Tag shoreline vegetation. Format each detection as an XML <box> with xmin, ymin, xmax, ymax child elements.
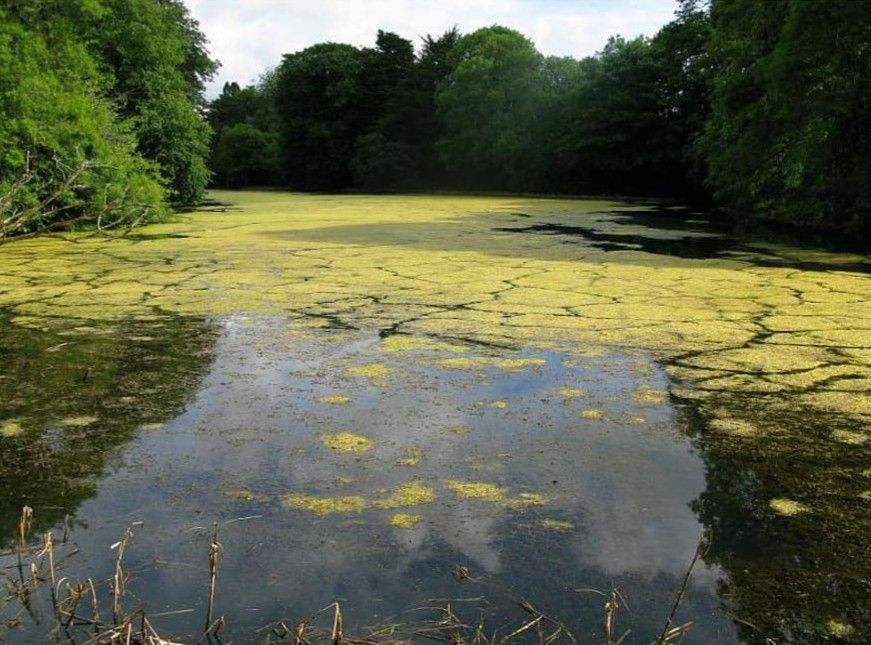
<box><xmin>1</xmin><ymin>505</ymin><xmax>710</xmax><ymax>644</ymax></box>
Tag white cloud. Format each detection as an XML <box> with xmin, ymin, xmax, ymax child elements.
<box><xmin>184</xmin><ymin>0</ymin><xmax>678</xmax><ymax>97</ymax></box>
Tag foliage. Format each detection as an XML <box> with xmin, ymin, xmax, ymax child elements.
<box><xmin>350</xmin><ymin>132</ymin><xmax>419</xmax><ymax>192</ymax></box>
<box><xmin>96</xmin><ymin>0</ymin><xmax>217</xmax><ymax>204</ymax></box>
<box><xmin>211</xmin><ymin>123</ymin><xmax>279</xmax><ymax>188</ymax></box>
<box><xmin>699</xmin><ymin>0</ymin><xmax>870</xmax><ymax>232</ymax></box>
<box><xmin>0</xmin><ymin>0</ymin><xmax>215</xmax><ymax>239</ymax></box>
<box><xmin>436</xmin><ymin>27</ymin><xmax>545</xmax><ymax>190</ymax></box>
<box><xmin>0</xmin><ymin>4</ymin><xmax>165</xmax><ymax>238</ymax></box>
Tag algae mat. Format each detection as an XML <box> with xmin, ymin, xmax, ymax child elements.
<box><xmin>0</xmin><ymin>191</ymin><xmax>869</xmax><ymax>641</ymax></box>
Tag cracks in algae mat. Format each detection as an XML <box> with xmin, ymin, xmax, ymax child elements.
<box><xmin>0</xmin><ymin>191</ymin><xmax>869</xmax><ymax>642</ymax></box>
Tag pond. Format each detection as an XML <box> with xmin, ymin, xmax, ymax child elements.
<box><xmin>0</xmin><ymin>192</ymin><xmax>868</xmax><ymax>642</ymax></box>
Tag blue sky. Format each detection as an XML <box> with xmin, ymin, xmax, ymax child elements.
<box><xmin>184</xmin><ymin>0</ymin><xmax>679</xmax><ymax>98</ymax></box>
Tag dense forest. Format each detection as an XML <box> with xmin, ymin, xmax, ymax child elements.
<box><xmin>1</xmin><ymin>0</ymin><xmax>868</xmax><ymax>237</ymax></box>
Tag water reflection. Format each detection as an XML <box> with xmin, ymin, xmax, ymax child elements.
<box><xmin>1</xmin><ymin>316</ymin><xmax>735</xmax><ymax>642</ymax></box>
<box><xmin>0</xmin><ymin>313</ymin><xmax>217</xmax><ymax>543</ymax></box>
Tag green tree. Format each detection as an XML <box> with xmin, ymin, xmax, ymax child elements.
<box><xmin>436</xmin><ymin>26</ymin><xmax>545</xmax><ymax>190</ymax></box>
<box><xmin>211</xmin><ymin>123</ymin><xmax>279</xmax><ymax>188</ymax></box>
<box><xmin>699</xmin><ymin>0</ymin><xmax>870</xmax><ymax>233</ymax></box>
<box><xmin>0</xmin><ymin>3</ymin><xmax>165</xmax><ymax>239</ymax></box>
<box><xmin>350</xmin><ymin>132</ymin><xmax>419</xmax><ymax>192</ymax></box>
<box><xmin>275</xmin><ymin>43</ymin><xmax>370</xmax><ymax>190</ymax></box>
<box><xmin>96</xmin><ymin>0</ymin><xmax>217</xmax><ymax>204</ymax></box>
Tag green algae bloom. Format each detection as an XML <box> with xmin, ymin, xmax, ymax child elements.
<box><xmin>322</xmin><ymin>432</ymin><xmax>374</xmax><ymax>453</ymax></box>
<box><xmin>317</xmin><ymin>394</ymin><xmax>353</xmax><ymax>405</ymax></box>
<box><xmin>374</xmin><ymin>481</ymin><xmax>437</xmax><ymax>509</ymax></box>
<box><xmin>59</xmin><ymin>415</ymin><xmax>98</xmax><ymax>427</ymax></box>
<box><xmin>538</xmin><ymin>519</ymin><xmax>574</xmax><ymax>531</ymax></box>
<box><xmin>1</xmin><ymin>420</ymin><xmax>23</xmax><ymax>437</ymax></box>
<box><xmin>345</xmin><ymin>362</ymin><xmax>394</xmax><ymax>385</ymax></box>
<box><xmin>580</xmin><ymin>409</ymin><xmax>605</xmax><ymax>420</ymax></box>
<box><xmin>224</xmin><ymin>489</ymin><xmax>269</xmax><ymax>502</ymax></box>
<box><xmin>389</xmin><ymin>513</ymin><xmax>423</xmax><ymax>529</ymax></box>
<box><xmin>445</xmin><ymin>480</ymin><xmax>507</xmax><ymax>503</ymax></box>
<box><xmin>770</xmin><ymin>498</ymin><xmax>810</xmax><ymax>516</ymax></box>
<box><xmin>396</xmin><ymin>446</ymin><xmax>424</xmax><ymax>466</ymax></box>
<box><xmin>282</xmin><ymin>494</ymin><xmax>367</xmax><ymax>515</ymax></box>
<box><xmin>832</xmin><ymin>429</ymin><xmax>866</xmax><ymax>445</ymax></box>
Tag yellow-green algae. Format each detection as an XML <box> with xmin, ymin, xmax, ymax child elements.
<box><xmin>831</xmin><ymin>429</ymin><xmax>866</xmax><ymax>445</ymax></box>
<box><xmin>438</xmin><ymin>356</ymin><xmax>546</xmax><ymax>371</ymax></box>
<box><xmin>1</xmin><ymin>420</ymin><xmax>23</xmax><ymax>437</ymax></box>
<box><xmin>555</xmin><ymin>387</ymin><xmax>586</xmax><ymax>398</ymax></box>
<box><xmin>770</xmin><ymin>498</ymin><xmax>810</xmax><ymax>516</ymax></box>
<box><xmin>374</xmin><ymin>480</ymin><xmax>437</xmax><ymax>509</ymax></box>
<box><xmin>396</xmin><ymin>446</ymin><xmax>424</xmax><ymax>466</ymax></box>
<box><xmin>389</xmin><ymin>513</ymin><xmax>423</xmax><ymax>529</ymax></box>
<box><xmin>59</xmin><ymin>415</ymin><xmax>99</xmax><ymax>427</ymax></box>
<box><xmin>538</xmin><ymin>519</ymin><xmax>574</xmax><ymax>531</ymax></box>
<box><xmin>825</xmin><ymin>620</ymin><xmax>855</xmax><ymax>638</ymax></box>
<box><xmin>317</xmin><ymin>394</ymin><xmax>352</xmax><ymax>405</ymax></box>
<box><xmin>580</xmin><ymin>409</ymin><xmax>605</xmax><ymax>419</ymax></box>
<box><xmin>322</xmin><ymin>432</ymin><xmax>374</xmax><ymax>453</ymax></box>
<box><xmin>379</xmin><ymin>335</ymin><xmax>466</xmax><ymax>353</ymax></box>
<box><xmin>224</xmin><ymin>489</ymin><xmax>269</xmax><ymax>502</ymax></box>
<box><xmin>282</xmin><ymin>494</ymin><xmax>367</xmax><ymax>515</ymax></box>
<box><xmin>3</xmin><ymin>188</ymin><xmax>863</xmax><ymax>430</ymax></box>
<box><xmin>446</xmin><ymin>480</ymin><xmax>507</xmax><ymax>503</ymax></box>
<box><xmin>490</xmin><ymin>400</ymin><xmax>508</xmax><ymax>409</ymax></box>
<box><xmin>345</xmin><ymin>362</ymin><xmax>393</xmax><ymax>385</ymax></box>
<box><xmin>445</xmin><ymin>480</ymin><xmax>546</xmax><ymax>508</ymax></box>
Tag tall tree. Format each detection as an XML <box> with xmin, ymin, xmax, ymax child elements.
<box><xmin>274</xmin><ymin>43</ymin><xmax>370</xmax><ymax>191</ymax></box>
<box><xmin>97</xmin><ymin>0</ymin><xmax>217</xmax><ymax>204</ymax></box>
<box><xmin>0</xmin><ymin>1</ymin><xmax>165</xmax><ymax>238</ymax></box>
<box><xmin>699</xmin><ymin>0</ymin><xmax>870</xmax><ymax>233</ymax></box>
<box><xmin>435</xmin><ymin>26</ymin><xmax>545</xmax><ymax>190</ymax></box>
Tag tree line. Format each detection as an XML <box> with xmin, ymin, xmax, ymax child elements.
<box><xmin>209</xmin><ymin>0</ymin><xmax>869</xmax><ymax>235</ymax></box>
<box><xmin>0</xmin><ymin>1</ymin><xmax>867</xmax><ymax>238</ymax></box>
<box><xmin>0</xmin><ymin>0</ymin><xmax>215</xmax><ymax>238</ymax></box>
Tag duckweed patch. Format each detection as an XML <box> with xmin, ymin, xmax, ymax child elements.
<box><xmin>374</xmin><ymin>481</ymin><xmax>437</xmax><ymax>509</ymax></box>
<box><xmin>770</xmin><ymin>498</ymin><xmax>809</xmax><ymax>516</ymax></box>
<box><xmin>322</xmin><ymin>432</ymin><xmax>374</xmax><ymax>453</ymax></box>
<box><xmin>538</xmin><ymin>519</ymin><xmax>574</xmax><ymax>531</ymax></box>
<box><xmin>317</xmin><ymin>394</ymin><xmax>352</xmax><ymax>405</ymax></box>
<box><xmin>282</xmin><ymin>494</ymin><xmax>367</xmax><ymax>515</ymax></box>
<box><xmin>389</xmin><ymin>513</ymin><xmax>422</xmax><ymax>529</ymax></box>
<box><xmin>0</xmin><ymin>420</ymin><xmax>23</xmax><ymax>437</ymax></box>
<box><xmin>59</xmin><ymin>416</ymin><xmax>98</xmax><ymax>427</ymax></box>
<box><xmin>346</xmin><ymin>363</ymin><xmax>394</xmax><ymax>385</ymax></box>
